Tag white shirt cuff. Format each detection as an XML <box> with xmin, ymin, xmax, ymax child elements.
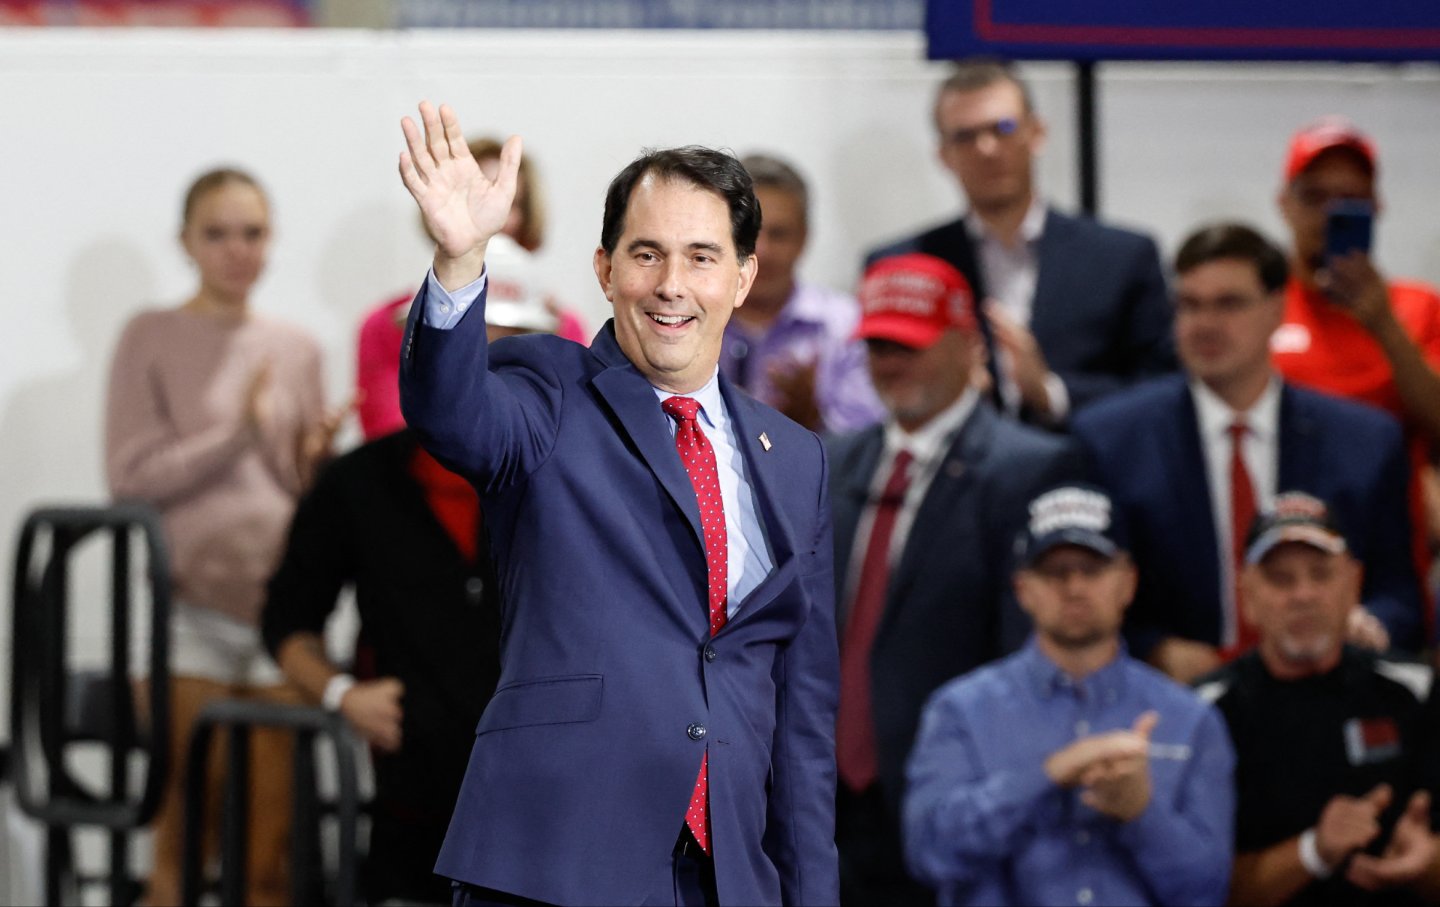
<box><xmin>421</xmin><ymin>267</ymin><xmax>487</xmax><ymax>330</ymax></box>
<box><xmin>322</xmin><ymin>673</ymin><xmax>357</xmax><ymax>712</ymax></box>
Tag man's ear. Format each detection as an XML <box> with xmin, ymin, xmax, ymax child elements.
<box><xmin>733</xmin><ymin>254</ymin><xmax>758</xmax><ymax>310</ymax></box>
<box><xmin>593</xmin><ymin>246</ymin><xmax>614</xmax><ymax>302</ymax></box>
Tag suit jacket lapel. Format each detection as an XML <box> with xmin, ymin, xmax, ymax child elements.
<box><xmin>1276</xmin><ymin>383</ymin><xmax>1314</xmax><ymax>490</ymax></box>
<box><xmin>831</xmin><ymin>428</ymin><xmax>885</xmax><ymax>628</ymax></box>
<box><xmin>1029</xmin><ymin>208</ymin><xmax>1067</xmax><ymax>344</ymax></box>
<box><xmin>1169</xmin><ymin>383</ymin><xmax>1222</xmax><ymax>604</ymax></box>
<box><xmin>888</xmin><ymin>404</ymin><xmax>989</xmax><ymax>612</ymax></box>
<box><xmin>587</xmin><ymin>325</ymin><xmax>705</xmax><ymax>554</ymax></box>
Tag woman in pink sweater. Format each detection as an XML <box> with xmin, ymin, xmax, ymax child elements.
<box><xmin>105</xmin><ymin>168</ymin><xmax>330</xmax><ymax>906</ymax></box>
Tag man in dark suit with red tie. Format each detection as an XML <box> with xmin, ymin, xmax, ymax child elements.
<box><xmin>1073</xmin><ymin>223</ymin><xmax>1420</xmax><ymax>685</ymax></box>
<box><xmin>826</xmin><ymin>253</ymin><xmax>1086</xmax><ymax>903</ymax></box>
<box><xmin>395</xmin><ymin>102</ymin><xmax>838</xmax><ymax>906</ymax></box>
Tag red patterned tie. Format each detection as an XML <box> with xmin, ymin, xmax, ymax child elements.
<box><xmin>662</xmin><ymin>395</ymin><xmax>728</xmax><ymax>853</ymax></box>
<box><xmin>1223</xmin><ymin>421</ymin><xmax>1260</xmax><ymax>659</ymax></box>
<box><xmin>836</xmin><ymin>449</ymin><xmax>913</xmax><ymax>792</ymax></box>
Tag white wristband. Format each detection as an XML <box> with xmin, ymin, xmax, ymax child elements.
<box><xmin>1298</xmin><ymin>828</ymin><xmax>1334</xmax><ymax>879</ymax></box>
<box><xmin>322</xmin><ymin>673</ymin><xmax>357</xmax><ymax>713</ymax></box>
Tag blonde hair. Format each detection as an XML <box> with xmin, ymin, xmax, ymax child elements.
<box><xmin>181</xmin><ymin>167</ymin><xmax>267</xmax><ymax>228</ymax></box>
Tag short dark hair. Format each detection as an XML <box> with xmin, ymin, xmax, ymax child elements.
<box><xmin>740</xmin><ymin>153</ymin><xmax>809</xmax><ymax>226</ymax></box>
<box><xmin>600</xmin><ymin>146</ymin><xmax>761</xmax><ymax>259</ymax></box>
<box><xmin>1175</xmin><ymin>223</ymin><xmax>1290</xmax><ymax>294</ymax></box>
<box><xmin>935</xmin><ymin>57</ymin><xmax>1035</xmax><ymax>129</ymax></box>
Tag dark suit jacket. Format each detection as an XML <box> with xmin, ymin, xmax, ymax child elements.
<box><xmin>1073</xmin><ymin>375</ymin><xmax>1422</xmax><ymax>656</ymax></box>
<box><xmin>400</xmin><ymin>282</ymin><xmax>839</xmax><ymax>906</ymax></box>
<box><xmin>867</xmin><ymin>207</ymin><xmax>1175</xmax><ymax>419</ymax></box>
<box><xmin>827</xmin><ymin>402</ymin><xmax>1086</xmax><ymax>803</ymax></box>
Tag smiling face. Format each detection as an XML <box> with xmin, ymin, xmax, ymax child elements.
<box><xmin>181</xmin><ymin>180</ymin><xmax>271</xmax><ymax>306</ymax></box>
<box><xmin>594</xmin><ymin>174</ymin><xmax>757</xmax><ymax>393</ymax></box>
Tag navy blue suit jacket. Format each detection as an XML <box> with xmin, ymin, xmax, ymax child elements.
<box><xmin>827</xmin><ymin>403</ymin><xmax>1086</xmax><ymax>802</ymax></box>
<box><xmin>400</xmin><ymin>283</ymin><xmax>840</xmax><ymax>906</ymax></box>
<box><xmin>867</xmin><ymin>208</ymin><xmax>1176</xmax><ymax>419</ymax></box>
<box><xmin>1072</xmin><ymin>375</ymin><xmax>1422</xmax><ymax>656</ymax></box>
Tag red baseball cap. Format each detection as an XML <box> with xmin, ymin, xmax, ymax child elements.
<box><xmin>854</xmin><ymin>253</ymin><xmax>976</xmax><ymax>349</ymax></box>
<box><xmin>1284</xmin><ymin>116</ymin><xmax>1377</xmax><ymax>183</ymax></box>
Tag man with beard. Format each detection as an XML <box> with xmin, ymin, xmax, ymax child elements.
<box><xmin>827</xmin><ymin>253</ymin><xmax>1085</xmax><ymax>903</ymax></box>
<box><xmin>905</xmin><ymin>484</ymin><xmax>1234</xmax><ymax>906</ymax></box>
<box><xmin>1197</xmin><ymin>492</ymin><xmax>1440</xmax><ymax>906</ymax></box>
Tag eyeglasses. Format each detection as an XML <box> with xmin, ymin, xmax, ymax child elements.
<box><xmin>942</xmin><ymin>117</ymin><xmax>1022</xmax><ymax>149</ymax></box>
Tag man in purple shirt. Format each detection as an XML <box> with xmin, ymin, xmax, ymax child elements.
<box><xmin>905</xmin><ymin>484</ymin><xmax>1235</xmax><ymax>906</ymax></box>
<box><xmin>722</xmin><ymin>153</ymin><xmax>883</xmax><ymax>432</ymax></box>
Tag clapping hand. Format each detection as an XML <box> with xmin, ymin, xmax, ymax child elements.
<box><xmin>399</xmin><ymin>101</ymin><xmax>522</xmax><ymax>289</ymax></box>
<box><xmin>1347</xmin><ymin>790</ymin><xmax>1439</xmax><ymax>892</ymax></box>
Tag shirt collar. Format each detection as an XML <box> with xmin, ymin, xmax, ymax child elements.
<box><xmin>652</xmin><ymin>368</ymin><xmax>726</xmax><ymax>433</ymax></box>
<box><xmin>964</xmin><ymin>196</ymin><xmax>1048</xmax><ymax>248</ymax></box>
<box><xmin>1190</xmin><ymin>375</ymin><xmax>1282</xmax><ymax>443</ymax></box>
<box><xmin>1020</xmin><ymin>636</ymin><xmax>1131</xmax><ymax>702</ymax></box>
<box><xmin>882</xmin><ymin>387</ymin><xmax>979</xmax><ymax>466</ymax></box>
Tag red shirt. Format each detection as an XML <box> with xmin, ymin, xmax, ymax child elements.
<box><xmin>1273</xmin><ymin>277</ymin><xmax>1440</xmax><ymax>634</ymax></box>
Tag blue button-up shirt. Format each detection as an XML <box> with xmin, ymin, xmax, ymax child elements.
<box><xmin>904</xmin><ymin>639</ymin><xmax>1235</xmax><ymax>906</ymax></box>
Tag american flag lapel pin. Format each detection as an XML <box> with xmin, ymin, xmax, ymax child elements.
<box><xmin>759</xmin><ymin>432</ymin><xmax>772</xmax><ymax>451</ymax></box>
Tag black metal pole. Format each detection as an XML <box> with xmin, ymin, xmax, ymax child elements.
<box><xmin>1076</xmin><ymin>60</ymin><xmax>1099</xmax><ymax>216</ymax></box>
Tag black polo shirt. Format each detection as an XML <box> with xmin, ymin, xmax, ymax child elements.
<box><xmin>1197</xmin><ymin>646</ymin><xmax>1440</xmax><ymax>907</ymax></box>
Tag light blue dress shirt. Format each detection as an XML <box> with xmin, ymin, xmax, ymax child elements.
<box><xmin>904</xmin><ymin>639</ymin><xmax>1236</xmax><ymax>907</ymax></box>
<box><xmin>420</xmin><ymin>268</ymin><xmax>773</xmax><ymax>615</ymax></box>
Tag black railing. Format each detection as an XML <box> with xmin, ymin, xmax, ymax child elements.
<box><xmin>9</xmin><ymin>504</ymin><xmax>171</xmax><ymax>906</ymax></box>
<box><xmin>179</xmin><ymin>700</ymin><xmax>361</xmax><ymax>907</ymax></box>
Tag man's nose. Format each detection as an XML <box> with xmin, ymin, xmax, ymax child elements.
<box><xmin>654</xmin><ymin>258</ymin><xmax>685</xmax><ymax>299</ymax></box>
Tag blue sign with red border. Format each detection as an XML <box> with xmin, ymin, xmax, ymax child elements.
<box><xmin>926</xmin><ymin>0</ymin><xmax>1440</xmax><ymax>61</ymax></box>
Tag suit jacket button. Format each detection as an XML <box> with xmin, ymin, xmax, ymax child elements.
<box><xmin>703</xmin><ymin>645</ymin><xmax>717</xmax><ymax>663</ymax></box>
<box><xmin>687</xmin><ymin>723</ymin><xmax>707</xmax><ymax>741</ymax></box>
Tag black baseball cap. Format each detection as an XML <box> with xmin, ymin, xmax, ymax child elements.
<box><xmin>1244</xmin><ymin>491</ymin><xmax>1348</xmax><ymax>565</ymax></box>
<box><xmin>1015</xmin><ymin>484</ymin><xmax>1128</xmax><ymax>568</ymax></box>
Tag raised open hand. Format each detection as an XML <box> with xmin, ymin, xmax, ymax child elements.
<box><xmin>398</xmin><ymin>101</ymin><xmax>521</xmax><ymax>287</ymax></box>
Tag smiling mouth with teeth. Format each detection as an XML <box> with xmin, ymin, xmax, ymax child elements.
<box><xmin>649</xmin><ymin>313</ymin><xmax>694</xmax><ymax>326</ymax></box>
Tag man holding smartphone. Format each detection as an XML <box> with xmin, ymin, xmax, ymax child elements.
<box><xmin>1273</xmin><ymin>116</ymin><xmax>1440</xmax><ymax>634</ymax></box>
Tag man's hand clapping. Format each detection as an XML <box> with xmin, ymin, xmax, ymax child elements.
<box><xmin>1045</xmin><ymin>711</ymin><xmax>1159</xmax><ymax>823</ymax></box>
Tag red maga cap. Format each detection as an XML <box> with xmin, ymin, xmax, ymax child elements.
<box><xmin>1284</xmin><ymin>116</ymin><xmax>1377</xmax><ymax>183</ymax></box>
<box><xmin>854</xmin><ymin>253</ymin><xmax>976</xmax><ymax>349</ymax></box>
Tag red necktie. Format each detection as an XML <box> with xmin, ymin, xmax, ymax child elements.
<box><xmin>1223</xmin><ymin>421</ymin><xmax>1260</xmax><ymax>658</ymax></box>
<box><xmin>836</xmin><ymin>449</ymin><xmax>913</xmax><ymax>792</ymax></box>
<box><xmin>662</xmin><ymin>395</ymin><xmax>728</xmax><ymax>853</ymax></box>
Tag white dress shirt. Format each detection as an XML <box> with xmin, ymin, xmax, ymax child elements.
<box><xmin>1190</xmin><ymin>377</ymin><xmax>1281</xmax><ymax>647</ymax></box>
<box><xmin>965</xmin><ymin>198</ymin><xmax>1070</xmax><ymax>420</ymax></box>
<box><xmin>422</xmin><ymin>268</ymin><xmax>772</xmax><ymax>617</ymax></box>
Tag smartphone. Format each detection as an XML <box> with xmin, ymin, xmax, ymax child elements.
<box><xmin>1325</xmin><ymin>199</ymin><xmax>1374</xmax><ymax>262</ymax></box>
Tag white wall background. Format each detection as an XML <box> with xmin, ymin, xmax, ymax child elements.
<box><xmin>0</xmin><ymin>30</ymin><xmax>1438</xmax><ymax>892</ymax></box>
